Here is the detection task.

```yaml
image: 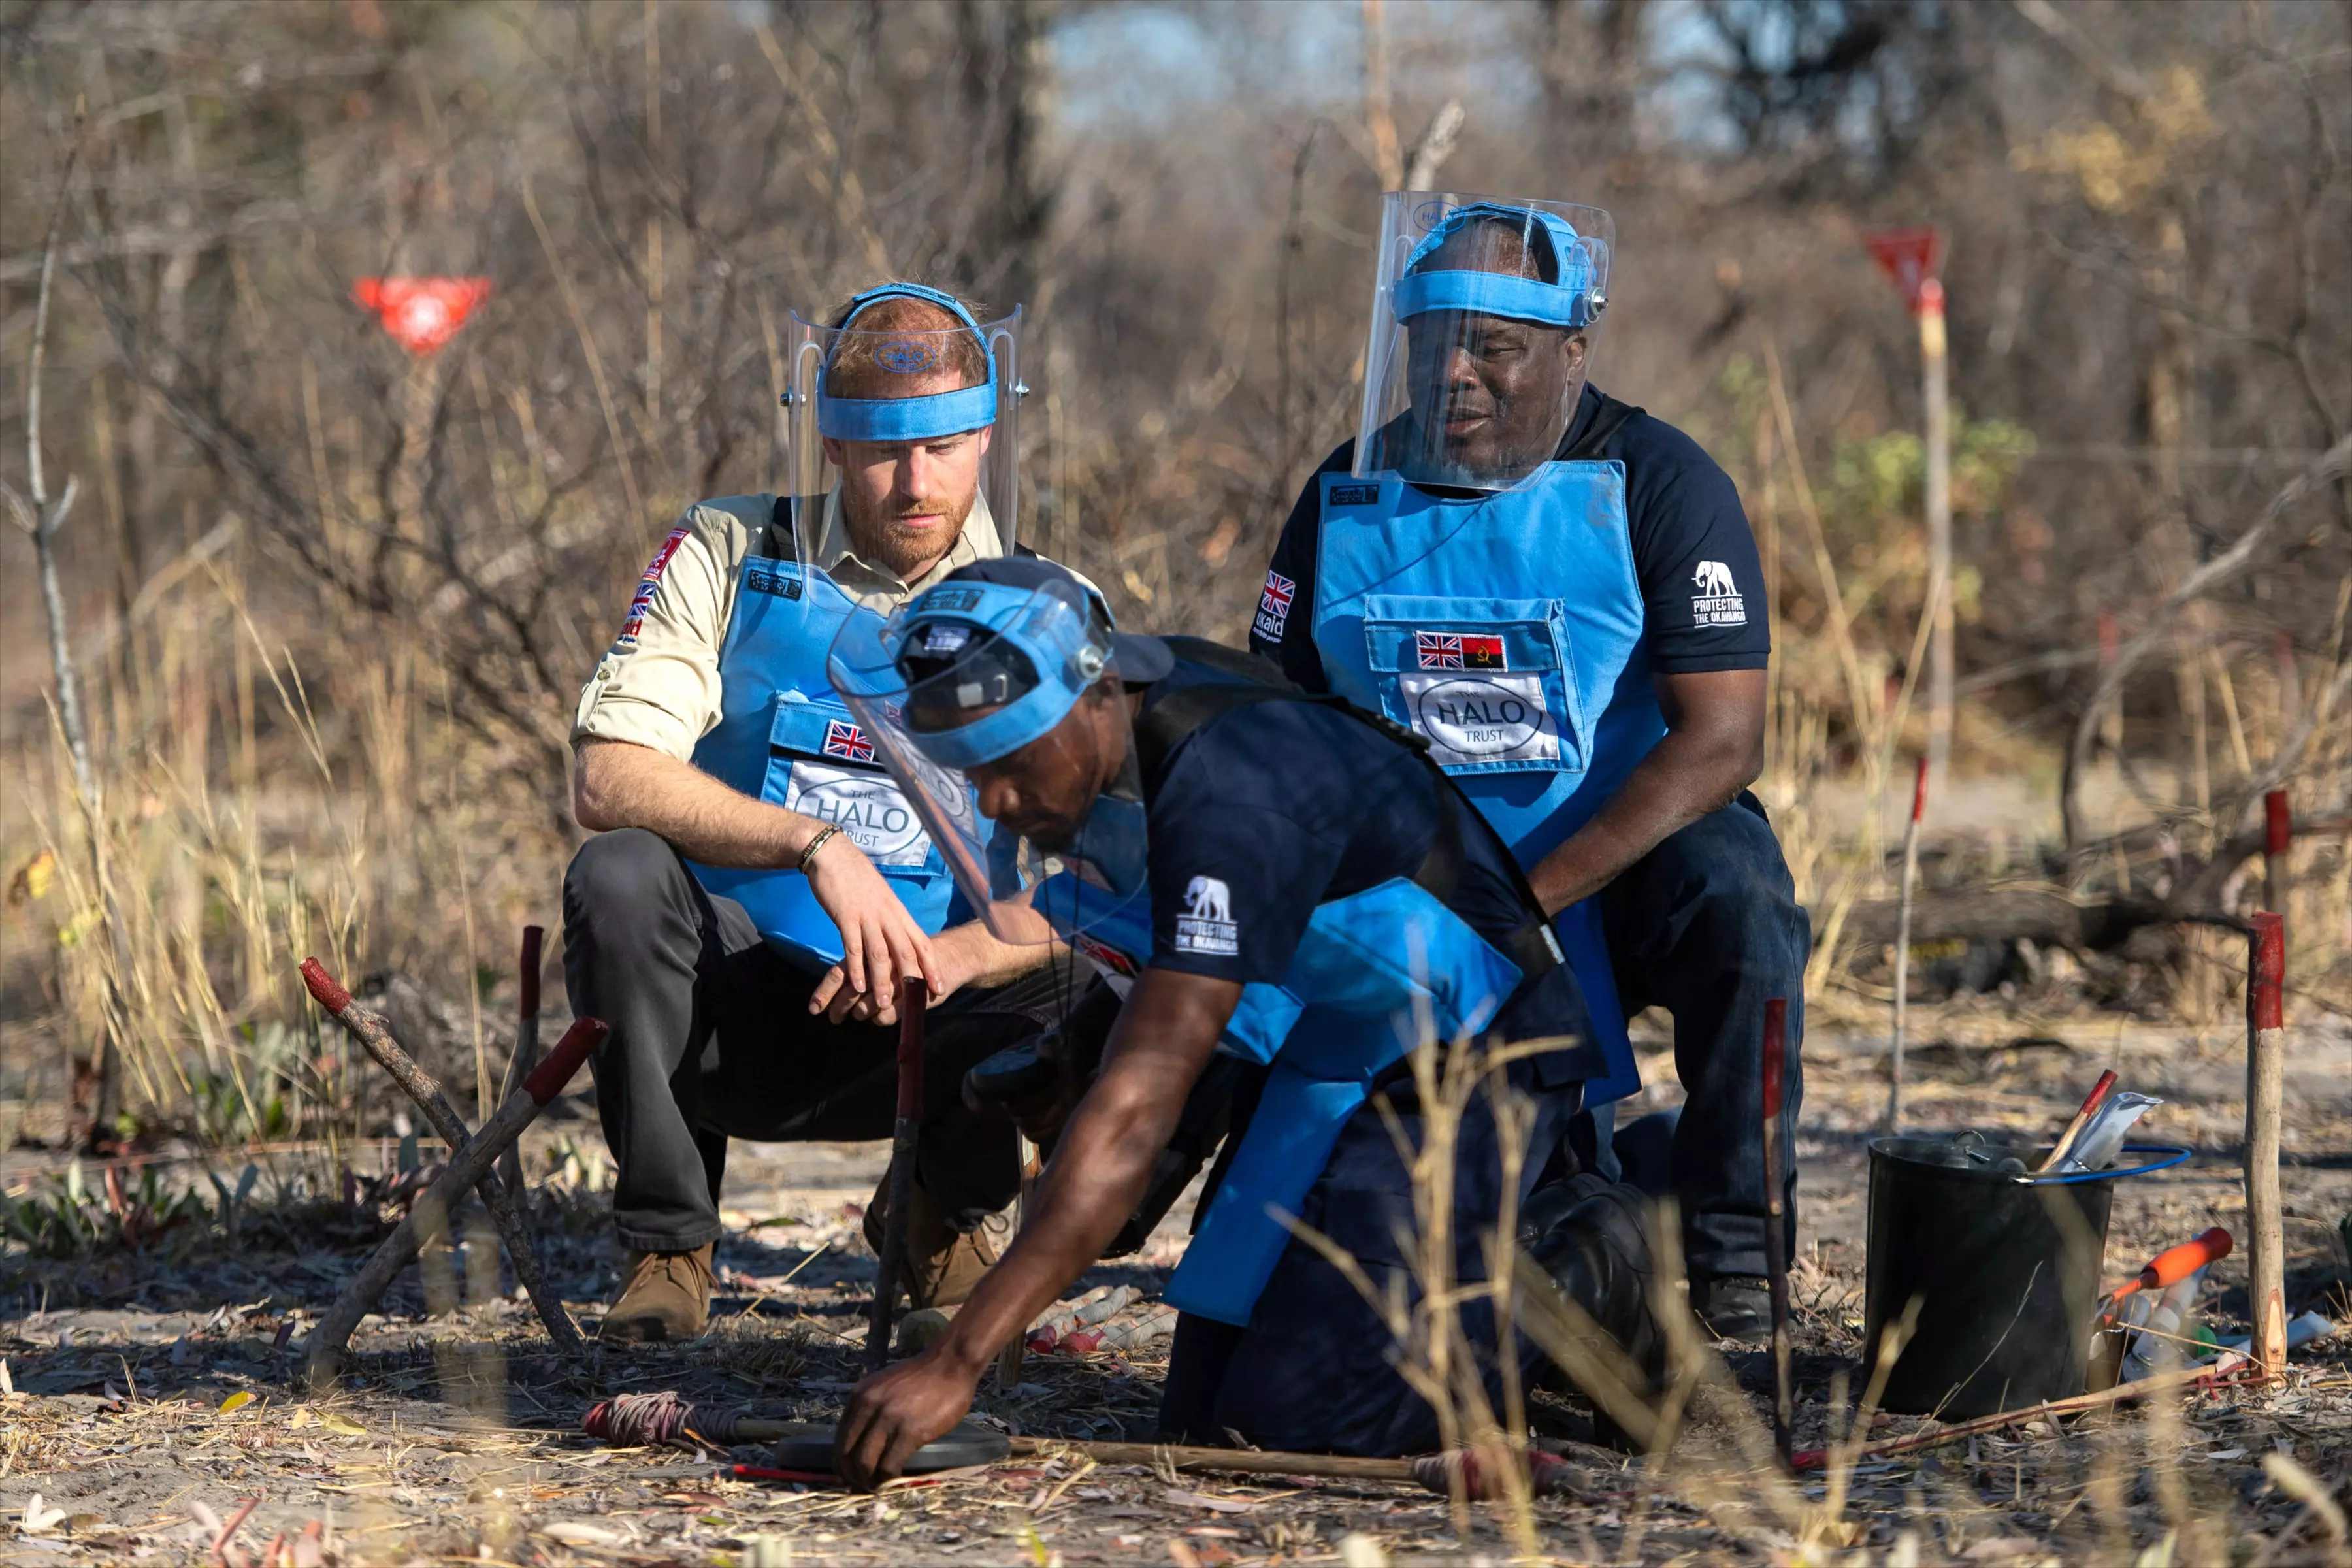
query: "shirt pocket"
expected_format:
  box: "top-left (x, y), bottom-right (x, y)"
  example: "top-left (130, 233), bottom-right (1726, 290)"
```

top-left (1358, 593), bottom-right (1589, 776)
top-left (766, 695), bottom-right (943, 875)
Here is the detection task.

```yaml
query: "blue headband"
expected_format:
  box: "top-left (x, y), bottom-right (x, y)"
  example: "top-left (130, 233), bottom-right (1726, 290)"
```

top-left (881, 580), bottom-right (1109, 770)
top-left (816, 282), bottom-right (1000, 442)
top-left (1392, 203), bottom-right (1599, 329)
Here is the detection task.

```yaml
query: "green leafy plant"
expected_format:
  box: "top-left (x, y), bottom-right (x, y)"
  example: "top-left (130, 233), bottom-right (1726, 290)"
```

top-left (0, 1159), bottom-right (218, 1259)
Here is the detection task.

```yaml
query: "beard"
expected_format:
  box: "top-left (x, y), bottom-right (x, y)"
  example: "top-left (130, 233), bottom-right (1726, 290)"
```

top-left (841, 480), bottom-right (981, 580)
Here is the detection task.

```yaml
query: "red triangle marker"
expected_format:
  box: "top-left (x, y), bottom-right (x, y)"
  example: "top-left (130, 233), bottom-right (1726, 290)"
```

top-left (353, 276), bottom-right (492, 356)
top-left (1864, 227), bottom-right (1944, 314)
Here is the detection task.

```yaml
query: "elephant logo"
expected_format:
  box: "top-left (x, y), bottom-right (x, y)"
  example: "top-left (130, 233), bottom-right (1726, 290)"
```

top-left (1693, 560), bottom-right (1738, 598)
top-left (1184, 877), bottom-right (1233, 923)
top-left (1175, 875), bottom-right (1240, 956)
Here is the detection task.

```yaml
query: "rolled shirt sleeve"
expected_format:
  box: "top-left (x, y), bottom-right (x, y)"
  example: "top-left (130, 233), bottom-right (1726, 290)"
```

top-left (570, 501), bottom-right (753, 762)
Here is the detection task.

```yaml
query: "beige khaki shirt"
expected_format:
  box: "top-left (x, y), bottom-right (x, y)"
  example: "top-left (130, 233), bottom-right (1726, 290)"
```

top-left (571, 489), bottom-right (1004, 762)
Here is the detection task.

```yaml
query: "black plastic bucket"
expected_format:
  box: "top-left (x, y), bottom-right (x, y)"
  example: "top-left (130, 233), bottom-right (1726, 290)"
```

top-left (1861, 1138), bottom-right (2190, 1418)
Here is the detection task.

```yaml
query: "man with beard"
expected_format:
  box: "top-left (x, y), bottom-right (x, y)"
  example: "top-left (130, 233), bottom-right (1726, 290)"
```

top-left (1247, 196), bottom-right (1809, 1339)
top-left (564, 284), bottom-right (1081, 1343)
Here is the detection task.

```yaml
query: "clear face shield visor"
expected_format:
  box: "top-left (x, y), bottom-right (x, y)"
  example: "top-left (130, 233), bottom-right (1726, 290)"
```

top-left (1352, 193), bottom-right (1614, 492)
top-left (826, 576), bottom-right (1142, 945)
top-left (780, 284), bottom-right (1024, 565)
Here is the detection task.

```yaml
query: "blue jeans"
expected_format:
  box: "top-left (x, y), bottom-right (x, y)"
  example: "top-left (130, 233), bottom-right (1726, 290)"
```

top-left (1592, 792), bottom-right (1808, 1281)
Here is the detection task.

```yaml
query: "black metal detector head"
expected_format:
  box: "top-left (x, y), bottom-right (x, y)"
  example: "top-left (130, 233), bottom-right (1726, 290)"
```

top-left (767, 1418), bottom-right (1011, 1476)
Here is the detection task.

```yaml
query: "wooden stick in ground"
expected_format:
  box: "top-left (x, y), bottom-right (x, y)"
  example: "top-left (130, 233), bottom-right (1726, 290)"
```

top-left (1791, 1360), bottom-right (2262, 1470)
top-left (2264, 791), bottom-right (2292, 919)
top-left (1761, 996), bottom-right (1793, 1466)
top-left (578, 1399), bottom-right (1549, 1492)
top-left (2247, 910), bottom-right (2288, 1379)
top-left (301, 958), bottom-right (585, 1354)
top-left (2038, 1068), bottom-right (2118, 1175)
top-left (1886, 757), bottom-right (1927, 1132)
top-left (996, 1132), bottom-right (1039, 1392)
top-left (1010, 1437), bottom-right (1416, 1482)
top-left (866, 977), bottom-right (926, 1373)
top-left (497, 924), bottom-right (545, 1198)
top-left (305, 1014), bottom-right (606, 1386)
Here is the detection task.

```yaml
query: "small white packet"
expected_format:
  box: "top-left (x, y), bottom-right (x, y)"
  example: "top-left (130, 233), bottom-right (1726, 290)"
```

top-left (2057, 1091), bottom-right (2162, 1172)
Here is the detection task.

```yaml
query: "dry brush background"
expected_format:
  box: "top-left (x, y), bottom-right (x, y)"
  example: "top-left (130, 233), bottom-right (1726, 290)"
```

top-left (1, 4), bottom-right (2351, 1564)
top-left (1, 0), bottom-right (2347, 1143)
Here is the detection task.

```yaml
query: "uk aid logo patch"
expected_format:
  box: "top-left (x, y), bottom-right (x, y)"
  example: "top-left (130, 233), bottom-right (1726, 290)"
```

top-left (1172, 875), bottom-right (1239, 957)
top-left (1414, 631), bottom-right (1507, 670)
top-left (1691, 561), bottom-right (1746, 627)
top-left (821, 719), bottom-right (874, 763)
top-left (1252, 570), bottom-right (1296, 644)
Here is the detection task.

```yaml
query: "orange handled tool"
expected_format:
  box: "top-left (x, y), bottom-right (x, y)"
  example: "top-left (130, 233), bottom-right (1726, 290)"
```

top-left (2101, 1227), bottom-right (2233, 1318)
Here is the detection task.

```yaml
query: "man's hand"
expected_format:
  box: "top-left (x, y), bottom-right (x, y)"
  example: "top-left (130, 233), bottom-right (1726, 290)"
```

top-left (802, 833), bottom-right (943, 1005)
top-left (575, 739), bottom-right (943, 1001)
top-left (809, 917), bottom-right (1053, 1024)
top-left (840, 968), bottom-right (1240, 1486)
top-left (835, 1346), bottom-right (987, 1490)
top-left (1526, 668), bottom-right (1765, 915)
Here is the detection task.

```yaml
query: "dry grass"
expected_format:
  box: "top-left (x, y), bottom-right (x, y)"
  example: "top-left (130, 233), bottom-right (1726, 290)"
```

top-left (2, 545), bottom-right (572, 1150)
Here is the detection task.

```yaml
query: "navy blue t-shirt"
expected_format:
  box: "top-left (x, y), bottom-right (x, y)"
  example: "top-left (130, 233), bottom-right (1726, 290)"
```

top-left (1128, 655), bottom-right (1590, 1063)
top-left (1249, 384), bottom-right (1772, 687)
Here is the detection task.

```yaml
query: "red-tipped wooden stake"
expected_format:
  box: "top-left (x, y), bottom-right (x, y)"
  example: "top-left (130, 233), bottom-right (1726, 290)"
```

top-left (2247, 912), bottom-right (2287, 1379)
top-left (498, 924), bottom-right (545, 1198)
top-left (304, 1011), bottom-right (606, 1384)
top-left (301, 955), bottom-right (583, 1353)
top-left (1887, 756), bottom-right (1929, 1132)
top-left (2264, 791), bottom-right (2293, 921)
top-left (866, 978), bottom-right (928, 1372)
top-left (1762, 997), bottom-right (1793, 1466)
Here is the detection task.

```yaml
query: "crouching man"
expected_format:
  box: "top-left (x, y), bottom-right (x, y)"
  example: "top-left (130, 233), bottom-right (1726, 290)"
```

top-left (564, 284), bottom-right (1077, 1342)
top-left (821, 559), bottom-right (1664, 1479)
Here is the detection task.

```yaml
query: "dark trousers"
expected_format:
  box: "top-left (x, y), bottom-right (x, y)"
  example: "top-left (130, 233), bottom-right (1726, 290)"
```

top-left (563, 828), bottom-right (1074, 1253)
top-left (1592, 791), bottom-right (1809, 1281)
top-left (1158, 1058), bottom-right (1581, 1456)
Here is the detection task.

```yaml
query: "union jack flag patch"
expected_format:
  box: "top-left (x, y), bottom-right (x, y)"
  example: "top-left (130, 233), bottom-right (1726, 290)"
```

top-left (1260, 571), bottom-right (1295, 620)
top-left (1252, 570), bottom-right (1297, 644)
top-left (1414, 631), bottom-right (1507, 670)
top-left (821, 719), bottom-right (874, 762)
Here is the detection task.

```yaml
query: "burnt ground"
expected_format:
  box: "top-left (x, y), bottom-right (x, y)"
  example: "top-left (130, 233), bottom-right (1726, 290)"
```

top-left (5, 1011), bottom-right (2352, 1567)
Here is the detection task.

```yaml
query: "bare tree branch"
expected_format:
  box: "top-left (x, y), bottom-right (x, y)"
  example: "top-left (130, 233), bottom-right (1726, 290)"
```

top-left (2063, 431), bottom-right (2352, 848)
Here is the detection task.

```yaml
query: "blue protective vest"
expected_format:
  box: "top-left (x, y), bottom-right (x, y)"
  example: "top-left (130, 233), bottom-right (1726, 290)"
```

top-left (1028, 675), bottom-right (1542, 1327)
top-left (685, 496), bottom-right (973, 972)
top-left (1308, 460), bottom-right (1663, 1103)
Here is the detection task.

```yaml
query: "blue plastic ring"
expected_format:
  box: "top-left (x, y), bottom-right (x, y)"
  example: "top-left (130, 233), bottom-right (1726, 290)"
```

top-left (2031, 1143), bottom-right (2194, 1185)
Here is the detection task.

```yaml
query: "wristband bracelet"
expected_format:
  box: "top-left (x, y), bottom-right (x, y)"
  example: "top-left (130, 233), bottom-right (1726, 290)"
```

top-left (796, 824), bottom-right (841, 873)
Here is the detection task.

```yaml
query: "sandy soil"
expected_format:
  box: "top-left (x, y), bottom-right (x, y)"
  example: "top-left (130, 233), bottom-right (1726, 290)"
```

top-left (5, 1009), bottom-right (2352, 1565)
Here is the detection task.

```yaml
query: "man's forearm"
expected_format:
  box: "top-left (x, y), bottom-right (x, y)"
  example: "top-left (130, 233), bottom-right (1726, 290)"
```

top-left (572, 738), bottom-right (825, 870)
top-left (1526, 727), bottom-right (1754, 915)
top-left (935, 919), bottom-right (1062, 994)
top-left (930, 970), bottom-right (1236, 1377)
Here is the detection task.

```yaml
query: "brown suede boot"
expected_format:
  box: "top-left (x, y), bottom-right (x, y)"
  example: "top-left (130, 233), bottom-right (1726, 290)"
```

top-left (600, 1242), bottom-right (714, 1344)
top-left (863, 1181), bottom-right (997, 1310)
